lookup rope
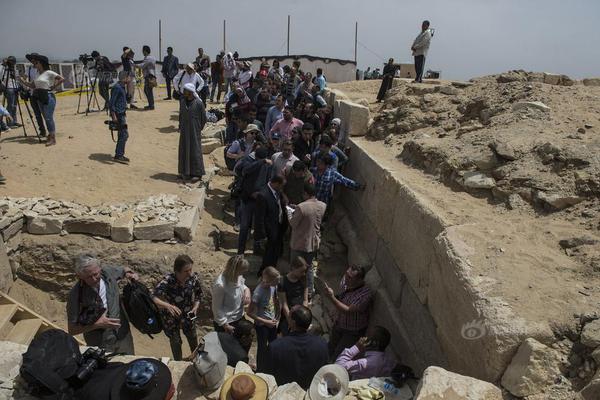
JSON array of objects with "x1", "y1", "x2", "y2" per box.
[{"x1": 357, "y1": 40, "x2": 386, "y2": 63}]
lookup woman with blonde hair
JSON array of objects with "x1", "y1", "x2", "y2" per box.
[{"x1": 212, "y1": 255, "x2": 252, "y2": 334}]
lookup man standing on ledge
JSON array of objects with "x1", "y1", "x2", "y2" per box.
[
  {"x1": 161, "y1": 46, "x2": 180, "y2": 100},
  {"x1": 66, "y1": 254, "x2": 139, "y2": 354},
  {"x1": 411, "y1": 20, "x2": 433, "y2": 83}
]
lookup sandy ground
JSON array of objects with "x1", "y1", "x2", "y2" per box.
[{"x1": 0, "y1": 87, "x2": 209, "y2": 205}]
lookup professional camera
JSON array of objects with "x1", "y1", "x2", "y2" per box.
[
  {"x1": 104, "y1": 119, "x2": 127, "y2": 131},
  {"x1": 79, "y1": 53, "x2": 93, "y2": 64},
  {"x1": 76, "y1": 348, "x2": 109, "y2": 381}
]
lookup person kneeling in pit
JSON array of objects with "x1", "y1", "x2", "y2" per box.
[
  {"x1": 67, "y1": 253, "x2": 138, "y2": 354},
  {"x1": 152, "y1": 255, "x2": 203, "y2": 361}
]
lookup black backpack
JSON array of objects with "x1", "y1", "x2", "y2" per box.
[
  {"x1": 122, "y1": 281, "x2": 163, "y2": 337},
  {"x1": 20, "y1": 329, "x2": 83, "y2": 399}
]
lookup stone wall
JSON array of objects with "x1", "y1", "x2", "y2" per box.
[{"x1": 338, "y1": 137, "x2": 553, "y2": 382}]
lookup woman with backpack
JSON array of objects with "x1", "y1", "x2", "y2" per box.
[{"x1": 211, "y1": 255, "x2": 252, "y2": 335}]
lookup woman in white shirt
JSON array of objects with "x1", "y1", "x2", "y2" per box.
[
  {"x1": 19, "y1": 54, "x2": 64, "y2": 146},
  {"x1": 211, "y1": 255, "x2": 251, "y2": 334}
]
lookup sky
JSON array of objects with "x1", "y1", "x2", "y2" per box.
[{"x1": 1, "y1": 0, "x2": 599, "y2": 81}]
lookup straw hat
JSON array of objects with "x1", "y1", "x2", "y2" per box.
[
  {"x1": 219, "y1": 373, "x2": 268, "y2": 400},
  {"x1": 308, "y1": 364, "x2": 349, "y2": 400}
]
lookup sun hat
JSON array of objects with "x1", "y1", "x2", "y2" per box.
[
  {"x1": 219, "y1": 373, "x2": 268, "y2": 400},
  {"x1": 243, "y1": 124, "x2": 260, "y2": 134},
  {"x1": 308, "y1": 364, "x2": 349, "y2": 400}
]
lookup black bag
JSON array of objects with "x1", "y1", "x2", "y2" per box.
[
  {"x1": 122, "y1": 280, "x2": 163, "y2": 337},
  {"x1": 20, "y1": 329, "x2": 83, "y2": 399},
  {"x1": 33, "y1": 88, "x2": 49, "y2": 105}
]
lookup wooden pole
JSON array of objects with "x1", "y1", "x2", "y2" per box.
[
  {"x1": 354, "y1": 21, "x2": 358, "y2": 63},
  {"x1": 159, "y1": 20, "x2": 162, "y2": 58},
  {"x1": 287, "y1": 15, "x2": 290, "y2": 56},
  {"x1": 223, "y1": 20, "x2": 226, "y2": 52}
]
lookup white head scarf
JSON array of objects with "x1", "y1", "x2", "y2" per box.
[
  {"x1": 331, "y1": 118, "x2": 341, "y2": 126},
  {"x1": 183, "y1": 83, "x2": 200, "y2": 100}
]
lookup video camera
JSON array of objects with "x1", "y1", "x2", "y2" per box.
[
  {"x1": 79, "y1": 53, "x2": 93, "y2": 65},
  {"x1": 104, "y1": 119, "x2": 127, "y2": 131}
]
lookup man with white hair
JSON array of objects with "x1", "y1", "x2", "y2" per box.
[{"x1": 66, "y1": 253, "x2": 138, "y2": 354}]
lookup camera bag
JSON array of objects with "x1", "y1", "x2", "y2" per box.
[
  {"x1": 20, "y1": 329, "x2": 83, "y2": 399},
  {"x1": 122, "y1": 280, "x2": 163, "y2": 338}
]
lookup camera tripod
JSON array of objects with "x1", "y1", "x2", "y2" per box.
[
  {"x1": 1, "y1": 67, "x2": 41, "y2": 142},
  {"x1": 76, "y1": 63, "x2": 101, "y2": 116}
]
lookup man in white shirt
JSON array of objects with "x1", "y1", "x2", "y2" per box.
[
  {"x1": 272, "y1": 140, "x2": 299, "y2": 178},
  {"x1": 411, "y1": 20, "x2": 433, "y2": 83},
  {"x1": 136, "y1": 45, "x2": 157, "y2": 110},
  {"x1": 173, "y1": 63, "x2": 204, "y2": 98}
]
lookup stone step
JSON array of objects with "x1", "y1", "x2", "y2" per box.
[
  {"x1": 0, "y1": 304, "x2": 18, "y2": 334},
  {"x1": 6, "y1": 318, "x2": 43, "y2": 345}
]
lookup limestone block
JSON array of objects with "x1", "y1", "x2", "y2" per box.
[
  {"x1": 581, "y1": 320, "x2": 600, "y2": 348},
  {"x1": 415, "y1": 366, "x2": 503, "y2": 400},
  {"x1": 2, "y1": 218, "x2": 24, "y2": 241},
  {"x1": 461, "y1": 171, "x2": 496, "y2": 190},
  {"x1": 0, "y1": 240, "x2": 13, "y2": 292},
  {"x1": 202, "y1": 139, "x2": 222, "y2": 154},
  {"x1": 64, "y1": 217, "x2": 112, "y2": 237},
  {"x1": 581, "y1": 369, "x2": 600, "y2": 400},
  {"x1": 501, "y1": 338, "x2": 562, "y2": 397},
  {"x1": 334, "y1": 99, "x2": 343, "y2": 119},
  {"x1": 181, "y1": 188, "x2": 207, "y2": 212},
  {"x1": 512, "y1": 101, "x2": 551, "y2": 112},
  {"x1": 111, "y1": 211, "x2": 134, "y2": 243},
  {"x1": 270, "y1": 382, "x2": 305, "y2": 400},
  {"x1": 439, "y1": 85, "x2": 459, "y2": 95},
  {"x1": 27, "y1": 216, "x2": 63, "y2": 235},
  {"x1": 134, "y1": 220, "x2": 174, "y2": 241},
  {"x1": 6, "y1": 232, "x2": 21, "y2": 253},
  {"x1": 0, "y1": 341, "x2": 28, "y2": 382},
  {"x1": 0, "y1": 217, "x2": 11, "y2": 231},
  {"x1": 543, "y1": 73, "x2": 562, "y2": 85},
  {"x1": 582, "y1": 78, "x2": 600, "y2": 87},
  {"x1": 535, "y1": 191, "x2": 584, "y2": 210},
  {"x1": 174, "y1": 207, "x2": 200, "y2": 242},
  {"x1": 340, "y1": 100, "x2": 370, "y2": 137}
]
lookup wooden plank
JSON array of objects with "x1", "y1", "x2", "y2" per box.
[
  {"x1": 0, "y1": 304, "x2": 18, "y2": 332},
  {"x1": 6, "y1": 318, "x2": 43, "y2": 345}
]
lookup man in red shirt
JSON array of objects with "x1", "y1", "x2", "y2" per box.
[{"x1": 269, "y1": 105, "x2": 303, "y2": 141}]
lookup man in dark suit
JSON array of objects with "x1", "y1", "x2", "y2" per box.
[
  {"x1": 161, "y1": 46, "x2": 180, "y2": 100},
  {"x1": 254, "y1": 175, "x2": 287, "y2": 273}
]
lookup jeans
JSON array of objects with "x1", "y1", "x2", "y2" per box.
[
  {"x1": 38, "y1": 94, "x2": 56, "y2": 134},
  {"x1": 4, "y1": 88, "x2": 17, "y2": 125},
  {"x1": 126, "y1": 77, "x2": 136, "y2": 103},
  {"x1": 255, "y1": 323, "x2": 277, "y2": 372},
  {"x1": 328, "y1": 325, "x2": 366, "y2": 362},
  {"x1": 114, "y1": 113, "x2": 129, "y2": 157},
  {"x1": 237, "y1": 199, "x2": 256, "y2": 254},
  {"x1": 165, "y1": 76, "x2": 173, "y2": 98},
  {"x1": 414, "y1": 55, "x2": 426, "y2": 82},
  {"x1": 210, "y1": 78, "x2": 222, "y2": 102},
  {"x1": 168, "y1": 329, "x2": 198, "y2": 361},
  {"x1": 290, "y1": 250, "x2": 315, "y2": 295},
  {"x1": 144, "y1": 76, "x2": 154, "y2": 107},
  {"x1": 30, "y1": 98, "x2": 46, "y2": 134}
]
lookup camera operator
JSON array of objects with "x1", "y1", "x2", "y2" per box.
[
  {"x1": 0, "y1": 56, "x2": 20, "y2": 129},
  {"x1": 66, "y1": 253, "x2": 138, "y2": 355},
  {"x1": 24, "y1": 53, "x2": 47, "y2": 137},
  {"x1": 135, "y1": 45, "x2": 157, "y2": 110},
  {"x1": 121, "y1": 47, "x2": 137, "y2": 109},
  {"x1": 90, "y1": 50, "x2": 116, "y2": 110},
  {"x1": 18, "y1": 54, "x2": 64, "y2": 146},
  {"x1": 109, "y1": 71, "x2": 130, "y2": 164}
]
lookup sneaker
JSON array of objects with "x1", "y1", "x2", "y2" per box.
[
  {"x1": 114, "y1": 156, "x2": 129, "y2": 164},
  {"x1": 143, "y1": 106, "x2": 155, "y2": 110},
  {"x1": 130, "y1": 104, "x2": 139, "y2": 110}
]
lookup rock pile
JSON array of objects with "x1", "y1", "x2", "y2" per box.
[{"x1": 366, "y1": 71, "x2": 600, "y2": 213}]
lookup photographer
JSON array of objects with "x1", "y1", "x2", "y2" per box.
[
  {"x1": 109, "y1": 71, "x2": 130, "y2": 164},
  {"x1": 0, "y1": 56, "x2": 20, "y2": 129},
  {"x1": 90, "y1": 51, "x2": 116, "y2": 110},
  {"x1": 135, "y1": 45, "x2": 157, "y2": 110},
  {"x1": 121, "y1": 47, "x2": 137, "y2": 109},
  {"x1": 18, "y1": 54, "x2": 64, "y2": 146},
  {"x1": 66, "y1": 254, "x2": 138, "y2": 354},
  {"x1": 152, "y1": 255, "x2": 203, "y2": 361}
]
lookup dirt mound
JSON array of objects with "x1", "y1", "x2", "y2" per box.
[{"x1": 365, "y1": 72, "x2": 600, "y2": 214}]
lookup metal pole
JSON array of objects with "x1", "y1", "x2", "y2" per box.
[
  {"x1": 287, "y1": 15, "x2": 290, "y2": 56},
  {"x1": 223, "y1": 20, "x2": 226, "y2": 52},
  {"x1": 159, "y1": 19, "x2": 162, "y2": 58},
  {"x1": 354, "y1": 21, "x2": 358, "y2": 63}
]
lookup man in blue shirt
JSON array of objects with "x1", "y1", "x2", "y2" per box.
[
  {"x1": 109, "y1": 71, "x2": 130, "y2": 164},
  {"x1": 311, "y1": 153, "x2": 363, "y2": 207},
  {"x1": 315, "y1": 68, "x2": 327, "y2": 91}
]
